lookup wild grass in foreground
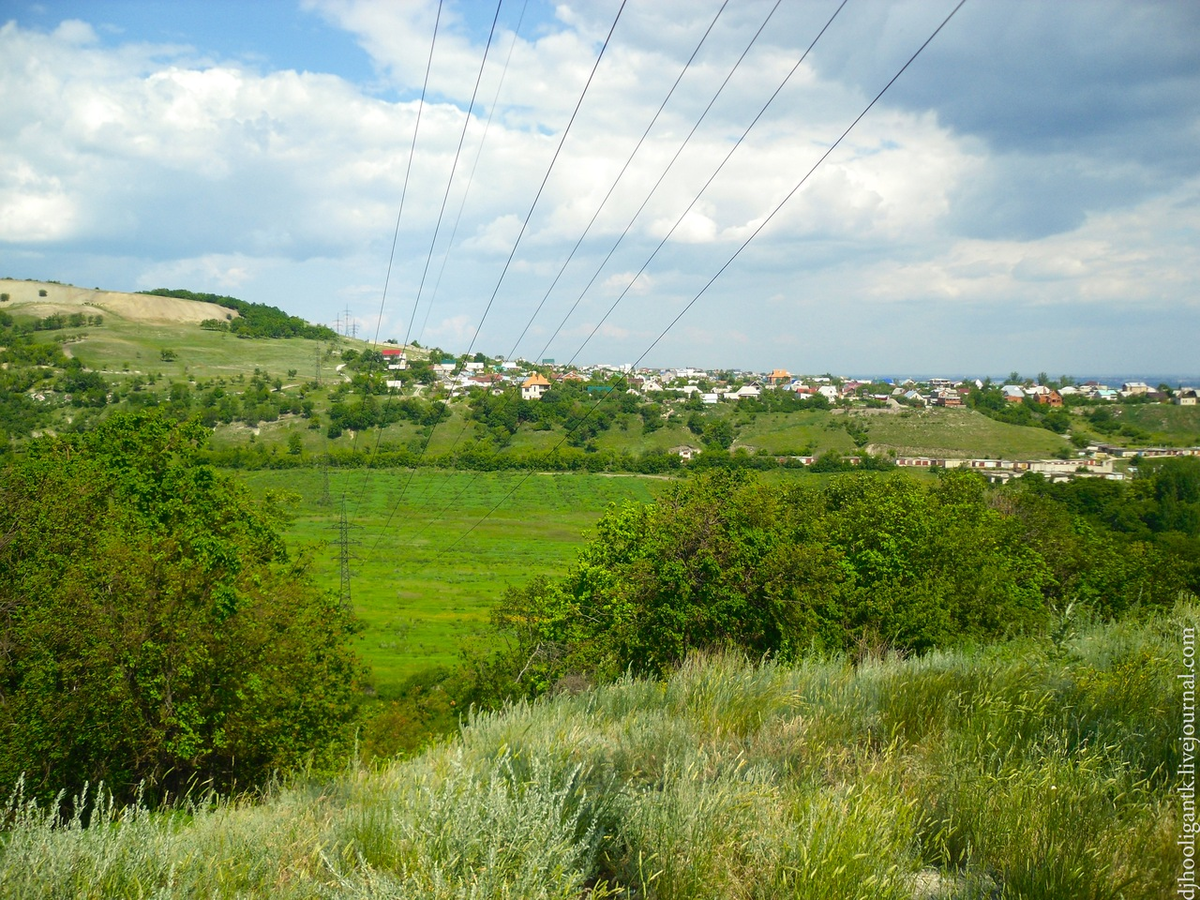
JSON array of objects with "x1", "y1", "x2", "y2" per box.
[{"x1": 1, "y1": 608, "x2": 1186, "y2": 899}]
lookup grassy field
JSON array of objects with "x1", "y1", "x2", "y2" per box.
[
  {"x1": 849, "y1": 406, "x2": 1071, "y2": 458},
  {"x1": 61, "y1": 321, "x2": 343, "y2": 385},
  {"x1": 2, "y1": 609, "x2": 1183, "y2": 898},
  {"x1": 1114, "y1": 402, "x2": 1200, "y2": 446},
  {"x1": 237, "y1": 468, "x2": 668, "y2": 694},
  {"x1": 733, "y1": 409, "x2": 857, "y2": 455}
]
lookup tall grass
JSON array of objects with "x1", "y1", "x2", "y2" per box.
[{"x1": 2, "y1": 606, "x2": 1188, "y2": 898}]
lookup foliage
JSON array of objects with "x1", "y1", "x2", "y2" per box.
[
  {"x1": 0, "y1": 611, "x2": 1184, "y2": 899},
  {"x1": 142, "y1": 288, "x2": 338, "y2": 340},
  {"x1": 0, "y1": 412, "x2": 362, "y2": 805},
  {"x1": 493, "y1": 469, "x2": 1184, "y2": 688},
  {"x1": 1016, "y1": 456, "x2": 1200, "y2": 597}
]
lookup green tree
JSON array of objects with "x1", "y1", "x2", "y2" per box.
[
  {"x1": 493, "y1": 470, "x2": 1075, "y2": 691},
  {"x1": 0, "y1": 412, "x2": 362, "y2": 804}
]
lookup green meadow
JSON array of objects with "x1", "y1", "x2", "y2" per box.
[
  {"x1": 1117, "y1": 402, "x2": 1200, "y2": 446},
  {"x1": 61, "y1": 321, "x2": 342, "y2": 385},
  {"x1": 238, "y1": 468, "x2": 667, "y2": 694},
  {"x1": 847, "y1": 406, "x2": 1071, "y2": 458}
]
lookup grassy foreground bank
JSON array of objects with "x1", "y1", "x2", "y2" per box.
[{"x1": 1, "y1": 607, "x2": 1186, "y2": 899}]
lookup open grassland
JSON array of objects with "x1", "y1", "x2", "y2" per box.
[
  {"x1": 733, "y1": 409, "x2": 858, "y2": 455},
  {"x1": 851, "y1": 407, "x2": 1070, "y2": 458},
  {"x1": 237, "y1": 469, "x2": 668, "y2": 694},
  {"x1": 63, "y1": 324, "x2": 334, "y2": 382},
  {"x1": 1114, "y1": 403, "x2": 1200, "y2": 446},
  {"x1": 2, "y1": 608, "x2": 1184, "y2": 899},
  {"x1": 40, "y1": 313, "x2": 350, "y2": 386}
]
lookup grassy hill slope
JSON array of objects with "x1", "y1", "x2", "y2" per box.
[{"x1": 0, "y1": 278, "x2": 237, "y2": 324}]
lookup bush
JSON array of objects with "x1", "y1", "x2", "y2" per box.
[{"x1": 0, "y1": 412, "x2": 362, "y2": 805}]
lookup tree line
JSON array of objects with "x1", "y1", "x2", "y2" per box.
[
  {"x1": 489, "y1": 462, "x2": 1198, "y2": 691},
  {"x1": 140, "y1": 288, "x2": 338, "y2": 340}
]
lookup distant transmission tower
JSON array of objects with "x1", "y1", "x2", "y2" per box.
[
  {"x1": 333, "y1": 494, "x2": 359, "y2": 613},
  {"x1": 320, "y1": 462, "x2": 331, "y2": 507}
]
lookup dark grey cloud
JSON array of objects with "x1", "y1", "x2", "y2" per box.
[
  {"x1": 945, "y1": 150, "x2": 1161, "y2": 241},
  {"x1": 809, "y1": 1, "x2": 1200, "y2": 156}
]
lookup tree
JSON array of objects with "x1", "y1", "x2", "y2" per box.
[
  {"x1": 0, "y1": 412, "x2": 362, "y2": 804},
  {"x1": 493, "y1": 470, "x2": 1077, "y2": 691}
]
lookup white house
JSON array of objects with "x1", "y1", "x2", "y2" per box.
[{"x1": 521, "y1": 373, "x2": 551, "y2": 401}]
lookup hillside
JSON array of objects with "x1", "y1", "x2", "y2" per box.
[
  {"x1": 0, "y1": 611, "x2": 1182, "y2": 899},
  {"x1": 0, "y1": 279, "x2": 239, "y2": 325}
]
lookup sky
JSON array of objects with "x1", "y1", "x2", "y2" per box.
[{"x1": 1, "y1": 0, "x2": 1198, "y2": 378}]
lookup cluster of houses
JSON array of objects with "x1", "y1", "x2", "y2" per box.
[
  {"x1": 387, "y1": 349, "x2": 1200, "y2": 410},
  {"x1": 376, "y1": 347, "x2": 1199, "y2": 411},
  {"x1": 373, "y1": 348, "x2": 1199, "y2": 477}
]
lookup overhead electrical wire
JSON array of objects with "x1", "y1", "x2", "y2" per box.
[
  {"x1": 353, "y1": 0, "x2": 507, "y2": 518},
  {"x1": 370, "y1": 0, "x2": 445, "y2": 349},
  {"x1": 501, "y1": 0, "x2": 735, "y2": 362},
  {"x1": 391, "y1": 0, "x2": 752, "y2": 542},
  {"x1": 391, "y1": 0, "x2": 533, "y2": 525},
  {"x1": 399, "y1": 0, "x2": 506, "y2": 352},
  {"x1": 435, "y1": 0, "x2": 970, "y2": 557},
  {"x1": 366, "y1": 0, "x2": 628, "y2": 550},
  {"x1": 530, "y1": 0, "x2": 786, "y2": 365},
  {"x1": 418, "y1": 0, "x2": 532, "y2": 346},
  {"x1": 456, "y1": 0, "x2": 629, "y2": 361},
  {"x1": 341, "y1": 0, "x2": 444, "y2": 524},
  {"x1": 396, "y1": 0, "x2": 809, "y2": 544},
  {"x1": 560, "y1": 0, "x2": 851, "y2": 368}
]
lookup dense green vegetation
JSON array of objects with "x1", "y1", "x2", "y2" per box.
[
  {"x1": 139, "y1": 288, "x2": 339, "y2": 341},
  {"x1": 0, "y1": 610, "x2": 1184, "y2": 898},
  {"x1": 491, "y1": 465, "x2": 1196, "y2": 693},
  {"x1": 0, "y1": 413, "x2": 362, "y2": 805}
]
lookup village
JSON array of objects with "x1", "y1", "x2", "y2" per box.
[{"x1": 374, "y1": 346, "x2": 1200, "y2": 482}]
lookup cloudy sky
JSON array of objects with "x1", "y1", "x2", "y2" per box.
[{"x1": 2, "y1": 0, "x2": 1198, "y2": 378}]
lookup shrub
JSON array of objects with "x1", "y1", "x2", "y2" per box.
[{"x1": 0, "y1": 412, "x2": 363, "y2": 805}]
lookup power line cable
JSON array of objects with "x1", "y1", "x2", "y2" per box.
[
  {"x1": 366, "y1": 0, "x2": 628, "y2": 551},
  {"x1": 457, "y1": 0, "x2": 629, "y2": 361},
  {"x1": 352, "y1": 0, "x2": 507, "y2": 518},
  {"x1": 419, "y1": 0, "x2": 531, "y2": 347},
  {"x1": 395, "y1": 0, "x2": 747, "y2": 540},
  {"x1": 529, "y1": 0, "x2": 786, "y2": 364},
  {"x1": 370, "y1": 0, "x2": 445, "y2": 348},
  {"x1": 397, "y1": 5, "x2": 533, "y2": 525},
  {"x1": 437, "y1": 0, "x2": 970, "y2": 556},
  {"x1": 400, "y1": 0, "x2": 506, "y2": 351},
  {"x1": 501, "y1": 0, "x2": 734, "y2": 362},
  {"x1": 562, "y1": 0, "x2": 850, "y2": 367},
  {"x1": 398, "y1": 0, "x2": 798, "y2": 542}
]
